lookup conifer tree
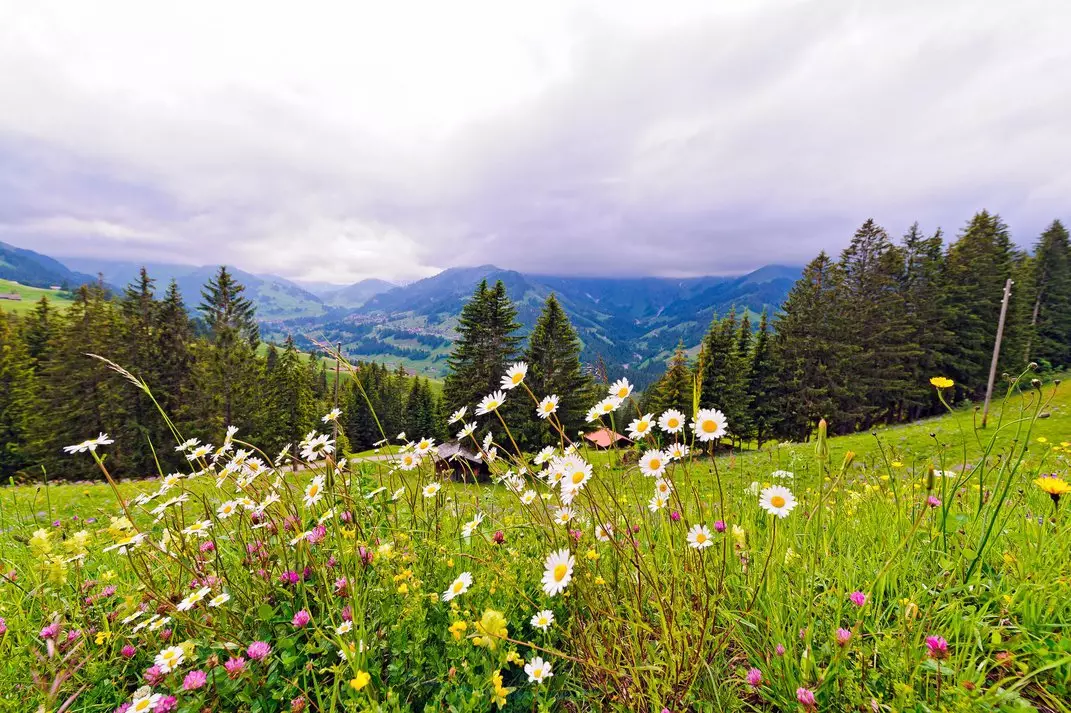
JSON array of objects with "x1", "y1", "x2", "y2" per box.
[
  {"x1": 22, "y1": 297, "x2": 57, "y2": 367},
  {"x1": 942, "y1": 211, "x2": 1016, "y2": 394},
  {"x1": 0, "y1": 314, "x2": 38, "y2": 478},
  {"x1": 443, "y1": 279, "x2": 522, "y2": 414},
  {"x1": 745, "y1": 310, "x2": 779, "y2": 448},
  {"x1": 522, "y1": 293, "x2": 592, "y2": 444},
  {"x1": 117, "y1": 268, "x2": 163, "y2": 475},
  {"x1": 646, "y1": 342, "x2": 693, "y2": 416},
  {"x1": 697, "y1": 309, "x2": 748, "y2": 441},
  {"x1": 197, "y1": 267, "x2": 261, "y2": 429},
  {"x1": 263, "y1": 335, "x2": 315, "y2": 455},
  {"x1": 899, "y1": 224, "x2": 951, "y2": 419},
  {"x1": 837, "y1": 219, "x2": 919, "y2": 429},
  {"x1": 772, "y1": 253, "x2": 854, "y2": 438},
  {"x1": 154, "y1": 280, "x2": 195, "y2": 460},
  {"x1": 1028, "y1": 219, "x2": 1071, "y2": 367}
]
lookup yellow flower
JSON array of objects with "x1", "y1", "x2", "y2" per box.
[
  {"x1": 1035, "y1": 476, "x2": 1071, "y2": 505},
  {"x1": 1037, "y1": 436, "x2": 1049, "y2": 444},
  {"x1": 473, "y1": 609, "x2": 508, "y2": 650},
  {"x1": 891, "y1": 461, "x2": 903, "y2": 468},
  {"x1": 929, "y1": 376, "x2": 954, "y2": 389},
  {"x1": 349, "y1": 670, "x2": 371, "y2": 691},
  {"x1": 397, "y1": 582, "x2": 409, "y2": 595},
  {"x1": 448, "y1": 620, "x2": 468, "y2": 641},
  {"x1": 491, "y1": 670, "x2": 513, "y2": 708},
  {"x1": 594, "y1": 576, "x2": 606, "y2": 585},
  {"x1": 95, "y1": 630, "x2": 112, "y2": 645},
  {"x1": 585, "y1": 548, "x2": 599, "y2": 561},
  {"x1": 505, "y1": 650, "x2": 523, "y2": 665},
  {"x1": 29, "y1": 528, "x2": 52, "y2": 557}
]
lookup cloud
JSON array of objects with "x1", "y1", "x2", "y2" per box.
[{"x1": 0, "y1": 0, "x2": 1069, "y2": 282}]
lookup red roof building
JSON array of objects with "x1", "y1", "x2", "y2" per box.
[{"x1": 583, "y1": 428, "x2": 631, "y2": 449}]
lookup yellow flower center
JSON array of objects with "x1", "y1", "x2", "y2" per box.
[
  {"x1": 702, "y1": 420, "x2": 717, "y2": 433},
  {"x1": 452, "y1": 581, "x2": 464, "y2": 593},
  {"x1": 696, "y1": 533, "x2": 707, "y2": 544},
  {"x1": 649, "y1": 459, "x2": 661, "y2": 470},
  {"x1": 638, "y1": 422, "x2": 648, "y2": 432},
  {"x1": 668, "y1": 418, "x2": 679, "y2": 428},
  {"x1": 553, "y1": 564, "x2": 568, "y2": 581},
  {"x1": 133, "y1": 701, "x2": 152, "y2": 713},
  {"x1": 308, "y1": 484, "x2": 319, "y2": 497},
  {"x1": 571, "y1": 471, "x2": 586, "y2": 484},
  {"x1": 771, "y1": 495, "x2": 786, "y2": 508},
  {"x1": 512, "y1": 373, "x2": 523, "y2": 384}
]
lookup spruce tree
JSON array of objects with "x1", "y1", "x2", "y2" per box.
[
  {"x1": 647, "y1": 342, "x2": 693, "y2": 416},
  {"x1": 22, "y1": 297, "x2": 57, "y2": 367},
  {"x1": 1028, "y1": 219, "x2": 1071, "y2": 367},
  {"x1": 837, "y1": 219, "x2": 919, "y2": 429},
  {"x1": 263, "y1": 335, "x2": 315, "y2": 455},
  {"x1": 899, "y1": 224, "x2": 952, "y2": 419},
  {"x1": 523, "y1": 293, "x2": 593, "y2": 444},
  {"x1": 697, "y1": 309, "x2": 748, "y2": 441},
  {"x1": 746, "y1": 310, "x2": 779, "y2": 448},
  {"x1": 197, "y1": 267, "x2": 261, "y2": 429},
  {"x1": 117, "y1": 268, "x2": 163, "y2": 475},
  {"x1": 154, "y1": 280, "x2": 195, "y2": 460},
  {"x1": 942, "y1": 211, "x2": 1016, "y2": 395},
  {"x1": 0, "y1": 314, "x2": 38, "y2": 478}
]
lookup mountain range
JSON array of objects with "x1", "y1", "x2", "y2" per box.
[{"x1": 2, "y1": 241, "x2": 800, "y2": 387}]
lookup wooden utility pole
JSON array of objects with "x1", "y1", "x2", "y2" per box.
[{"x1": 981, "y1": 279, "x2": 1013, "y2": 428}]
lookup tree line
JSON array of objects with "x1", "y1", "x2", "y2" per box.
[
  {"x1": 643, "y1": 212, "x2": 1070, "y2": 443},
  {"x1": 0, "y1": 267, "x2": 445, "y2": 481}
]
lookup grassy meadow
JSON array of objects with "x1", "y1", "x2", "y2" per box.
[
  {"x1": 0, "y1": 278, "x2": 76, "y2": 315},
  {"x1": 2, "y1": 368, "x2": 1070, "y2": 712}
]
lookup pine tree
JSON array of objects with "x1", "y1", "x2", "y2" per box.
[
  {"x1": 22, "y1": 297, "x2": 57, "y2": 367},
  {"x1": 263, "y1": 335, "x2": 315, "y2": 455},
  {"x1": 405, "y1": 377, "x2": 438, "y2": 439},
  {"x1": 154, "y1": 280, "x2": 195, "y2": 462},
  {"x1": 197, "y1": 267, "x2": 261, "y2": 429},
  {"x1": 837, "y1": 219, "x2": 919, "y2": 429},
  {"x1": 899, "y1": 224, "x2": 952, "y2": 419},
  {"x1": 0, "y1": 314, "x2": 38, "y2": 478},
  {"x1": 522, "y1": 294, "x2": 593, "y2": 445},
  {"x1": 942, "y1": 211, "x2": 1017, "y2": 395},
  {"x1": 444, "y1": 280, "x2": 522, "y2": 413},
  {"x1": 697, "y1": 309, "x2": 748, "y2": 441},
  {"x1": 772, "y1": 253, "x2": 855, "y2": 438},
  {"x1": 646, "y1": 342, "x2": 693, "y2": 416},
  {"x1": 117, "y1": 268, "x2": 163, "y2": 475},
  {"x1": 746, "y1": 311, "x2": 779, "y2": 448},
  {"x1": 732, "y1": 312, "x2": 754, "y2": 440},
  {"x1": 1028, "y1": 219, "x2": 1071, "y2": 367}
]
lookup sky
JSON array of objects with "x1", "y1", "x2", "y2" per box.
[{"x1": 0, "y1": 0, "x2": 1069, "y2": 285}]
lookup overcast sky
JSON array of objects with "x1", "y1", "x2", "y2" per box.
[{"x1": 0, "y1": 0, "x2": 1068, "y2": 284}]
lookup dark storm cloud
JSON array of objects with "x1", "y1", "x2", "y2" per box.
[{"x1": 0, "y1": 1, "x2": 1068, "y2": 281}]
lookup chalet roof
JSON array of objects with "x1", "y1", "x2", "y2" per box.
[
  {"x1": 583, "y1": 428, "x2": 631, "y2": 448},
  {"x1": 436, "y1": 440, "x2": 482, "y2": 463}
]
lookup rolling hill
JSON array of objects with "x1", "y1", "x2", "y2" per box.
[
  {"x1": 265, "y1": 264, "x2": 801, "y2": 385},
  {"x1": 0, "y1": 278, "x2": 78, "y2": 315},
  {"x1": 0, "y1": 241, "x2": 100, "y2": 290}
]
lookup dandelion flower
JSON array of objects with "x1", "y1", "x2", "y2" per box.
[
  {"x1": 759, "y1": 485, "x2": 797, "y2": 518},
  {"x1": 929, "y1": 376, "x2": 954, "y2": 389},
  {"x1": 627, "y1": 414, "x2": 655, "y2": 440},
  {"x1": 537, "y1": 395, "x2": 559, "y2": 419},
  {"x1": 687, "y1": 524, "x2": 713, "y2": 549},
  {"x1": 476, "y1": 390, "x2": 507, "y2": 415},
  {"x1": 501, "y1": 362, "x2": 528, "y2": 390},
  {"x1": 524, "y1": 656, "x2": 553, "y2": 683},
  {"x1": 448, "y1": 406, "x2": 467, "y2": 424},
  {"x1": 443, "y1": 572, "x2": 472, "y2": 602},
  {"x1": 693, "y1": 408, "x2": 727, "y2": 442},
  {"x1": 658, "y1": 409, "x2": 686, "y2": 434},
  {"x1": 608, "y1": 378, "x2": 633, "y2": 400},
  {"x1": 1035, "y1": 476, "x2": 1071, "y2": 506},
  {"x1": 541, "y1": 549, "x2": 574, "y2": 596},
  {"x1": 639, "y1": 449, "x2": 668, "y2": 477},
  {"x1": 530, "y1": 609, "x2": 554, "y2": 631},
  {"x1": 422, "y1": 482, "x2": 442, "y2": 498},
  {"x1": 154, "y1": 645, "x2": 185, "y2": 673}
]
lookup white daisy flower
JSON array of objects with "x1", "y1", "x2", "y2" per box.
[
  {"x1": 208, "y1": 592, "x2": 230, "y2": 607},
  {"x1": 336, "y1": 620, "x2": 353, "y2": 635},
  {"x1": 537, "y1": 395, "x2": 560, "y2": 419},
  {"x1": 322, "y1": 408, "x2": 342, "y2": 423},
  {"x1": 533, "y1": 446, "x2": 556, "y2": 465},
  {"x1": 175, "y1": 438, "x2": 200, "y2": 452},
  {"x1": 667, "y1": 442, "x2": 690, "y2": 460},
  {"x1": 693, "y1": 408, "x2": 728, "y2": 442},
  {"x1": 639, "y1": 449, "x2": 668, "y2": 477},
  {"x1": 415, "y1": 437, "x2": 435, "y2": 456},
  {"x1": 759, "y1": 485, "x2": 798, "y2": 518},
  {"x1": 448, "y1": 406, "x2": 467, "y2": 424},
  {"x1": 554, "y1": 507, "x2": 576, "y2": 526},
  {"x1": 524, "y1": 656, "x2": 553, "y2": 683},
  {"x1": 391, "y1": 487, "x2": 405, "y2": 500},
  {"x1": 654, "y1": 478, "x2": 673, "y2": 497},
  {"x1": 476, "y1": 390, "x2": 507, "y2": 415},
  {"x1": 608, "y1": 378, "x2": 633, "y2": 400},
  {"x1": 181, "y1": 521, "x2": 212, "y2": 537},
  {"x1": 461, "y1": 512, "x2": 484, "y2": 537},
  {"x1": 530, "y1": 609, "x2": 555, "y2": 631},
  {"x1": 771, "y1": 470, "x2": 794, "y2": 480},
  {"x1": 584, "y1": 406, "x2": 601, "y2": 423},
  {"x1": 303, "y1": 475, "x2": 326, "y2": 507},
  {"x1": 596, "y1": 397, "x2": 622, "y2": 415},
  {"x1": 456, "y1": 422, "x2": 477, "y2": 439},
  {"x1": 63, "y1": 433, "x2": 115, "y2": 454},
  {"x1": 648, "y1": 492, "x2": 669, "y2": 513},
  {"x1": 443, "y1": 571, "x2": 473, "y2": 601},
  {"x1": 627, "y1": 414, "x2": 655, "y2": 440},
  {"x1": 154, "y1": 645, "x2": 185, "y2": 673},
  {"x1": 501, "y1": 361, "x2": 528, "y2": 390},
  {"x1": 520, "y1": 490, "x2": 537, "y2": 505},
  {"x1": 128, "y1": 691, "x2": 163, "y2": 713},
  {"x1": 560, "y1": 456, "x2": 593, "y2": 492},
  {"x1": 422, "y1": 482, "x2": 442, "y2": 498},
  {"x1": 595, "y1": 523, "x2": 613, "y2": 541},
  {"x1": 541, "y1": 549, "x2": 574, "y2": 597},
  {"x1": 176, "y1": 586, "x2": 211, "y2": 611},
  {"x1": 216, "y1": 500, "x2": 240, "y2": 519},
  {"x1": 687, "y1": 524, "x2": 714, "y2": 549},
  {"x1": 658, "y1": 409, "x2": 686, "y2": 434},
  {"x1": 398, "y1": 451, "x2": 420, "y2": 471}
]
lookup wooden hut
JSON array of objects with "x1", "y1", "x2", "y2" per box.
[
  {"x1": 435, "y1": 441, "x2": 492, "y2": 483},
  {"x1": 583, "y1": 428, "x2": 631, "y2": 449}
]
